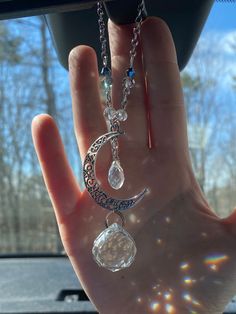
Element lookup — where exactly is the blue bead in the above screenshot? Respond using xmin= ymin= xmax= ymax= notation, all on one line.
xmin=101 ymin=67 xmax=110 ymax=76
xmin=127 ymin=68 xmax=135 ymax=79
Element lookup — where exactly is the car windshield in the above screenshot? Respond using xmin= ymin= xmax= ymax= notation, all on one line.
xmin=0 ymin=2 xmax=235 ymax=256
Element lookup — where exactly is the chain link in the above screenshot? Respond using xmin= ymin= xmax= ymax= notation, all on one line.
xmin=97 ymin=0 xmax=145 ymax=111
xmin=130 ymin=1 xmax=144 ymax=67
xmin=97 ymin=3 xmax=108 ymax=66
xmin=97 ymin=0 xmax=145 ymax=162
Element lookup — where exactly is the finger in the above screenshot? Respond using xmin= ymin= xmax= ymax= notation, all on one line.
xmin=69 ymin=46 xmax=107 ymax=161
xmin=141 ymin=17 xmax=188 ymax=151
xmin=31 ymin=114 xmax=81 ymax=224
xmin=108 ymin=19 xmax=148 ymax=148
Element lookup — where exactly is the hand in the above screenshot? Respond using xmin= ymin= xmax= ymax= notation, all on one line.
xmin=32 ymin=17 xmax=236 ymax=314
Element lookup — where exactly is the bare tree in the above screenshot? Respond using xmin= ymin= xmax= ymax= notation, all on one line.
xmin=181 ymin=34 xmax=231 ymax=216
xmin=39 ymin=17 xmax=57 ymax=118
xmin=181 ymin=42 xmax=225 ymax=192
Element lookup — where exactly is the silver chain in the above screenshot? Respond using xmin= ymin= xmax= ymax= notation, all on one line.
xmin=97 ymin=2 xmax=109 ymax=67
xmin=97 ymin=0 xmax=145 ymax=161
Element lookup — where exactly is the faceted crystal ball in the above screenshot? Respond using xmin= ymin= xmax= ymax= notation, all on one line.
xmin=92 ymin=223 xmax=137 ymax=272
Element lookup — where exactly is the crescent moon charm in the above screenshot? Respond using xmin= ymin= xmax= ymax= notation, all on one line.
xmin=83 ymin=131 xmax=148 ymax=211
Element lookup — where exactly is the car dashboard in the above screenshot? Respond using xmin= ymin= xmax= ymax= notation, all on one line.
xmin=0 ymin=256 xmax=236 ymax=313
xmin=0 ymin=256 xmax=98 ymax=314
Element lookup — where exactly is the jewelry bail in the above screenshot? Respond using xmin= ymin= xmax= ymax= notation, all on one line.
xmin=105 ymin=210 xmax=125 ymax=228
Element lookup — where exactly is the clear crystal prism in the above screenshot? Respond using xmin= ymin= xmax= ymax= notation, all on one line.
xmin=116 ymin=109 xmax=128 ymax=121
xmin=103 ymin=107 xmax=116 ymax=121
xmin=108 ymin=160 xmax=125 ymax=190
xmin=92 ymin=223 xmax=137 ymax=272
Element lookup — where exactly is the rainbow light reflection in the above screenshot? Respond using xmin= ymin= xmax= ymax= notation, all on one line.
xmin=180 ymin=262 xmax=190 ymax=271
xmin=204 ymin=254 xmax=229 ymax=270
xmin=150 ymin=301 xmax=161 ymax=312
xmin=183 ymin=293 xmax=202 ymax=308
xmin=164 ymin=292 xmax=172 ymax=301
xmin=136 ymin=297 xmax=142 ymax=303
xmin=183 ymin=276 xmax=196 ymax=285
xmin=183 ymin=293 xmax=192 ymax=302
xmin=165 ymin=304 xmax=175 ymax=313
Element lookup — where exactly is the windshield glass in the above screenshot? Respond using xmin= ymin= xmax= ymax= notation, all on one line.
xmin=0 ymin=2 xmax=235 ymax=255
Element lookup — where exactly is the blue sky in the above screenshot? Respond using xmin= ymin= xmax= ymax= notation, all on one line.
xmin=203 ymin=3 xmax=236 ymax=32
xmin=187 ymin=2 xmax=236 ymax=87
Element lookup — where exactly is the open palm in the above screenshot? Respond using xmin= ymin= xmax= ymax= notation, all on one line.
xmin=32 ymin=17 xmax=236 ymax=314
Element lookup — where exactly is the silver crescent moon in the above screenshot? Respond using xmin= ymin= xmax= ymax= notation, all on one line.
xmin=83 ymin=131 xmax=148 ymax=211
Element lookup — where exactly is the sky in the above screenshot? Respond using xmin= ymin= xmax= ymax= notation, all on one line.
xmin=201 ymin=2 xmax=236 ymax=55
xmin=205 ymin=2 xmax=236 ymax=61
xmin=203 ymin=2 xmax=236 ymax=33
xmin=186 ymin=2 xmax=236 ymax=89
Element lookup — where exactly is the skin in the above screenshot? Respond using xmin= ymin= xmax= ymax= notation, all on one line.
xmin=32 ymin=17 xmax=236 ymax=314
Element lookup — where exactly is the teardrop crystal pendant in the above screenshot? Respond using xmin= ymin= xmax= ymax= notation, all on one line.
xmin=108 ymin=160 xmax=125 ymax=189
xmin=92 ymin=223 xmax=137 ymax=272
